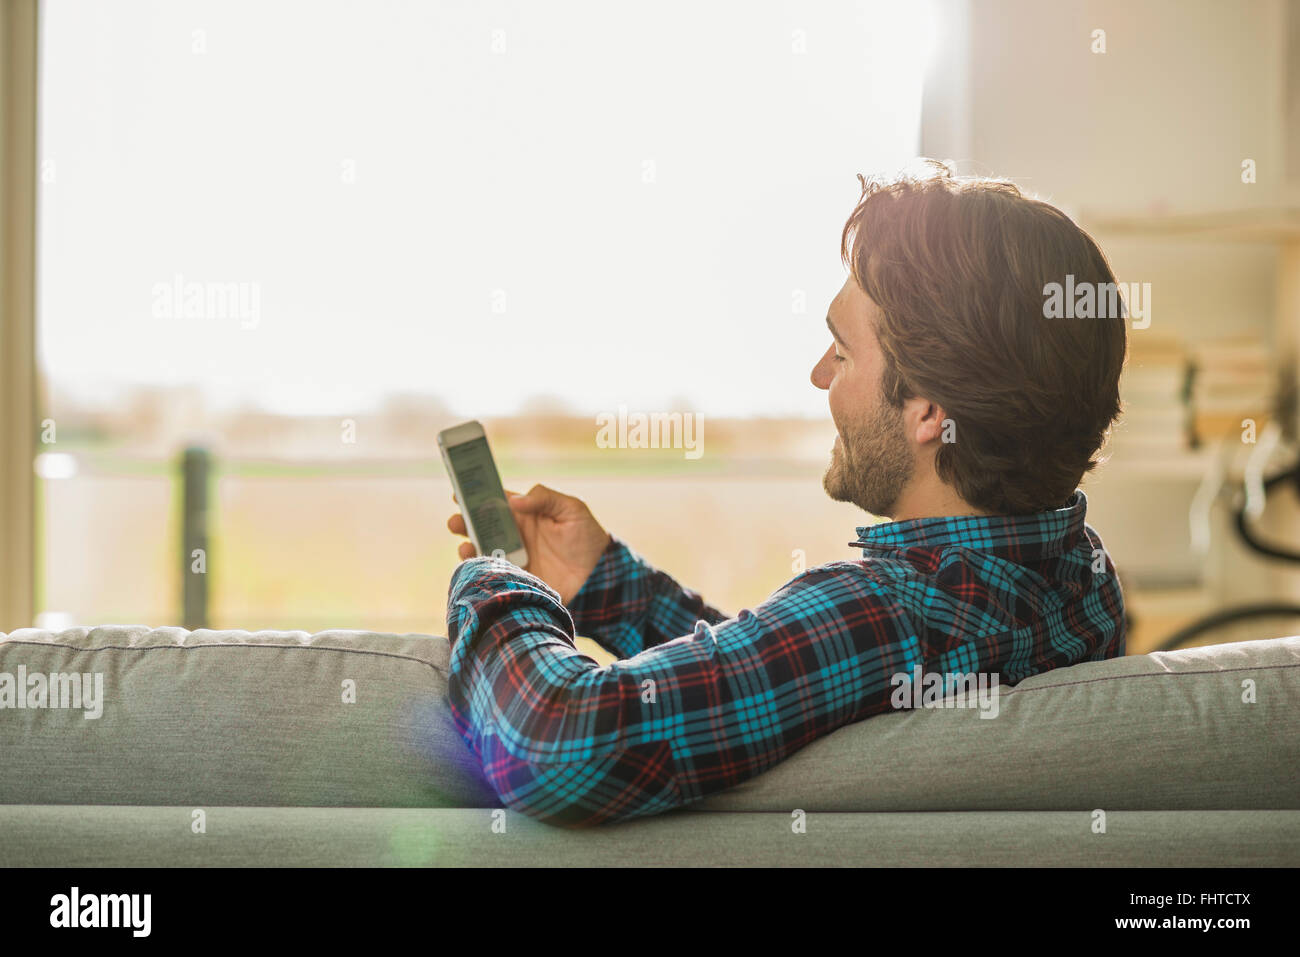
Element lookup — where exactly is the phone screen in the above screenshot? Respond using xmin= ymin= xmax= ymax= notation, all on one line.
xmin=446 ymin=436 xmax=524 ymax=557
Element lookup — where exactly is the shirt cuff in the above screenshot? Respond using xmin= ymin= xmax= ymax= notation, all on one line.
xmin=446 ymin=554 xmax=569 ymax=648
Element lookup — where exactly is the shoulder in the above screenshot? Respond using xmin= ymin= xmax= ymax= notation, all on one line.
xmin=753 ymin=557 xmax=916 ymax=620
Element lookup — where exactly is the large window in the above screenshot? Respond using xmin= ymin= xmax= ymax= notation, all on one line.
xmin=36 ymin=0 xmax=934 ymax=634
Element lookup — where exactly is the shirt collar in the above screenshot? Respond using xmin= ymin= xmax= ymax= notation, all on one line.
xmin=850 ymin=489 xmax=1089 ymax=562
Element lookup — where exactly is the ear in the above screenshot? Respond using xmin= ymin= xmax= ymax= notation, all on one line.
xmin=909 ymin=398 xmax=949 ymax=446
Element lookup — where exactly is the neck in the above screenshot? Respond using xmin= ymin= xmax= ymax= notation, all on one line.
xmin=887 ymin=479 xmax=988 ymax=523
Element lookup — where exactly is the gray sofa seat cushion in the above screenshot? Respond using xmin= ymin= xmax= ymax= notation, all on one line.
xmin=1 ymin=626 xmax=1296 ymax=812
xmin=5 ymin=806 xmax=1297 ymax=867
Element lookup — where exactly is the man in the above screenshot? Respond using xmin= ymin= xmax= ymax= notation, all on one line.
xmin=444 ymin=162 xmax=1127 ymax=827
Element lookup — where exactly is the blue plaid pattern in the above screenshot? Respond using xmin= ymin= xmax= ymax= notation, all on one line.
xmin=445 ymin=488 xmax=1125 ymax=827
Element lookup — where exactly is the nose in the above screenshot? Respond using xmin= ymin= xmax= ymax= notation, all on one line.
xmin=810 ymin=344 xmax=834 ymax=391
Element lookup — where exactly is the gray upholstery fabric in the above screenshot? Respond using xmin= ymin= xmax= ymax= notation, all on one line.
xmin=2 ymin=806 xmax=1296 ymax=867
xmin=1 ymin=626 xmax=1297 ymax=815
xmin=0 ymin=625 xmax=498 ymax=808
xmin=697 ymin=635 xmax=1300 ymax=812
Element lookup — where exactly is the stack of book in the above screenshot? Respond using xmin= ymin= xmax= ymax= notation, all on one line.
xmin=1111 ymin=336 xmax=1192 ymax=456
xmin=1187 ymin=339 xmax=1274 ymax=446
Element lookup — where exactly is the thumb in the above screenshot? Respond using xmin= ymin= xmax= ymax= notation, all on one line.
xmin=508 ymin=484 xmax=557 ymax=514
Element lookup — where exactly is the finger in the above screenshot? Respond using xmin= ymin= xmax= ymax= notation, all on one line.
xmin=458 ymin=541 xmax=477 ymax=560
xmin=509 ymin=484 xmax=556 ymax=513
xmin=446 ymin=512 xmax=467 ymax=535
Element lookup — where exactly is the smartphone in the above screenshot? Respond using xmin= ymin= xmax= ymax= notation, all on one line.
xmin=438 ymin=420 xmax=529 ymax=566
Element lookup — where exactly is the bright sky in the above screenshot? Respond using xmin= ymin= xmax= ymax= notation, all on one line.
xmin=38 ymin=0 xmax=935 ymax=419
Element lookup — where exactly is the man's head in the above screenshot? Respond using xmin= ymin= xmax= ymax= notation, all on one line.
xmin=812 ymin=161 xmax=1127 ymax=518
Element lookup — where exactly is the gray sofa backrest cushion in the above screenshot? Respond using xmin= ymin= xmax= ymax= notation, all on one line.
xmin=697 ymin=634 xmax=1300 ymax=812
xmin=1 ymin=626 xmax=1297 ymax=811
xmin=0 ymin=626 xmax=498 ymax=808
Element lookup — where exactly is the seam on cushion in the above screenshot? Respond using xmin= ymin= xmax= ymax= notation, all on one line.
xmin=3 ymin=643 xmax=1296 ymax=696
xmin=0 ymin=640 xmax=450 ymax=678
xmin=1000 ymin=660 xmax=1300 ymax=697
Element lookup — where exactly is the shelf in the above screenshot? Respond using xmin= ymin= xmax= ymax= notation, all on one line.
xmin=1081 ymin=207 xmax=1300 ymax=243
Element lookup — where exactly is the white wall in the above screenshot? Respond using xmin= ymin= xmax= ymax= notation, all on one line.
xmin=926 ymin=0 xmax=1293 ymax=601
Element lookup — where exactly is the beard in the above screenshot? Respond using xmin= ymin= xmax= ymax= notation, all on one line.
xmin=822 ymin=396 xmax=913 ymax=518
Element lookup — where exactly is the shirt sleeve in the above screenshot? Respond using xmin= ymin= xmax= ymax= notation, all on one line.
xmin=444 ymin=553 xmax=917 ymax=828
xmin=564 ymin=535 xmax=730 ymax=659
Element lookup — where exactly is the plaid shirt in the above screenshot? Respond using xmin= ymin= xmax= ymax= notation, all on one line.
xmin=445 ymin=488 xmax=1125 ymax=827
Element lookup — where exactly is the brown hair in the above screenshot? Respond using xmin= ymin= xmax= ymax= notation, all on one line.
xmin=840 ymin=161 xmax=1127 ymax=514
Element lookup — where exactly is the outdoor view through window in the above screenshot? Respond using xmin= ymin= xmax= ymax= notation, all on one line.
xmin=35 ymin=0 xmax=934 ymax=637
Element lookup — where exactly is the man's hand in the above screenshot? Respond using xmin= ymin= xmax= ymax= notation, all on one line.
xmin=447 ymin=483 xmax=612 ymax=605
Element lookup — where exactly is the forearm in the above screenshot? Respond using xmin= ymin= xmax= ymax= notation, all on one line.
xmin=565 ymin=535 xmax=729 ymax=658
xmin=446 ymin=557 xmax=912 ymax=828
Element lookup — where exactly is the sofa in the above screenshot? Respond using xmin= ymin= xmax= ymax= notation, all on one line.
xmin=1 ymin=624 xmax=1296 ymax=866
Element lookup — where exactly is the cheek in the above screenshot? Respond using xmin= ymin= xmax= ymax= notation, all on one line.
xmin=831 ymin=365 xmax=892 ymax=443
xmin=828 ymin=363 xmax=866 ymax=422
xmin=827 ymin=368 xmax=845 ymax=424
